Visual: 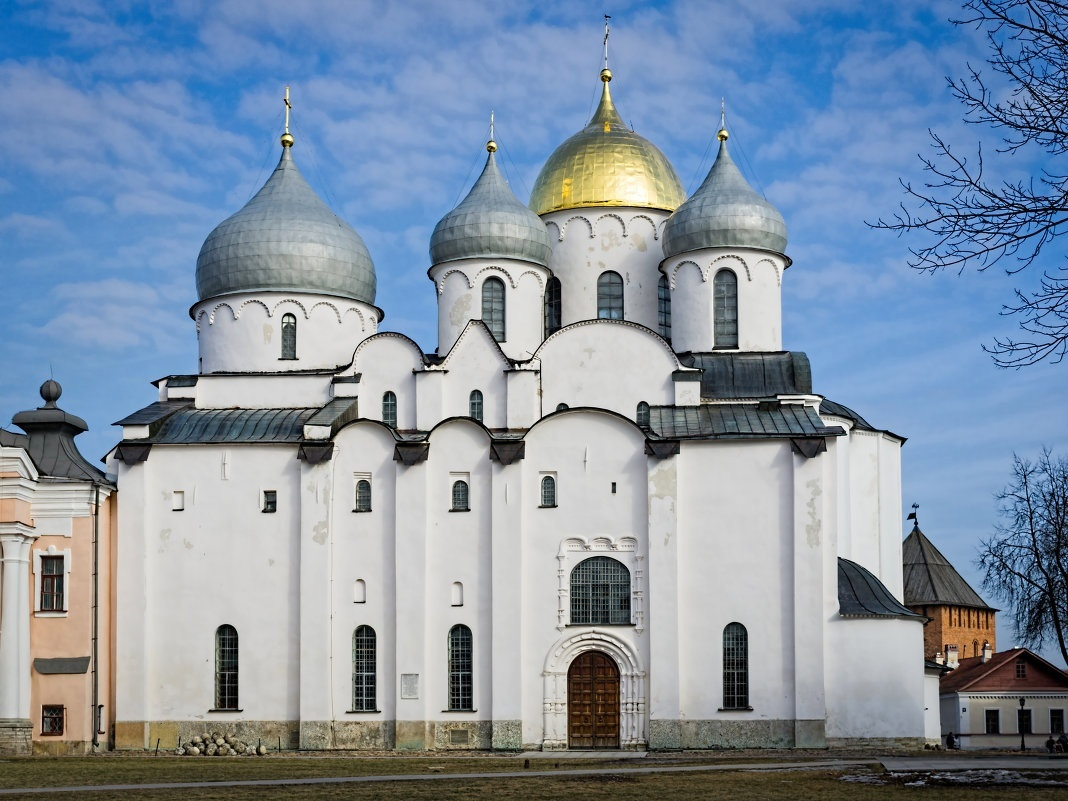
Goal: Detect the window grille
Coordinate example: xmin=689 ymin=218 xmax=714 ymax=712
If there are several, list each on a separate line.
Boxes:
xmin=354 ymin=480 xmax=372 ymax=512
xmin=281 ymin=313 xmax=297 ymax=359
xmin=570 ymin=556 xmax=630 ymax=625
xmin=544 ymin=277 xmax=562 ymax=336
xmin=597 ymin=271 xmax=624 ymax=320
xmin=215 ymin=625 xmax=239 ymax=710
xmin=482 ymin=277 xmax=506 ymax=341
xmin=448 ymin=625 xmax=473 ymax=710
xmin=382 ymin=391 xmax=397 ymax=428
xmin=40 ymin=555 xmax=64 ymax=611
xmin=451 ymin=480 xmax=470 ymax=511
xmin=469 ymin=390 xmax=483 ymax=422
xmin=657 ymin=274 xmax=671 ymax=339
xmin=713 ymin=270 xmax=738 ymax=347
xmin=352 ymin=626 xmax=376 ymax=712
xmin=540 ymin=475 xmax=556 ymax=507
xmin=722 ymin=622 xmax=749 ymax=709
xmin=41 ymin=705 xmax=64 ymax=735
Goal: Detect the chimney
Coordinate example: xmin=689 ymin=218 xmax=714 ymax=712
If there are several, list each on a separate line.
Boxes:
xmin=934 ymin=651 xmax=944 ymax=665
xmin=981 ymin=641 xmax=992 ymax=663
xmin=946 ymin=645 xmax=959 ymax=669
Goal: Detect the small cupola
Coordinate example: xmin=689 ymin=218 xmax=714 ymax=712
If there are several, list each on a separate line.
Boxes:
xmin=662 ymin=125 xmax=787 ymax=259
xmin=430 ymin=138 xmax=551 ymax=268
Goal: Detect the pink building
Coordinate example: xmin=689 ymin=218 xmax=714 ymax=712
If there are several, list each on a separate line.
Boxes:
xmin=0 ymin=381 xmax=115 ymax=754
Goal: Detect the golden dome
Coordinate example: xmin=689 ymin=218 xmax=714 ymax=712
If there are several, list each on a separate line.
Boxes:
xmin=529 ymin=71 xmax=685 ymax=215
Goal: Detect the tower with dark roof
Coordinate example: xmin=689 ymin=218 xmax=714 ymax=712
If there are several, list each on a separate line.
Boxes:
xmin=903 ymin=523 xmax=997 ymax=663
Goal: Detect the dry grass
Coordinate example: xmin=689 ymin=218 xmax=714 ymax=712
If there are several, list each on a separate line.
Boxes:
xmin=1 ymin=755 xmax=1067 ymax=801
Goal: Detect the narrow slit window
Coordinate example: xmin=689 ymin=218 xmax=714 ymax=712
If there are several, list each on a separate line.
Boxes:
xmin=657 ymin=274 xmax=671 ymax=340
xmin=262 ymin=490 xmax=277 ymax=513
xmin=636 ymin=401 xmax=650 ymax=427
xmin=281 ymin=313 xmax=297 ymax=359
xmin=482 ymin=277 xmax=506 ymax=341
xmin=354 ymin=479 xmax=372 ymax=512
xmin=544 ymin=276 xmax=562 ymax=336
xmin=214 ymin=625 xmax=239 ymax=710
xmin=722 ymin=622 xmax=749 ymax=709
xmin=713 ymin=269 xmax=738 ymax=348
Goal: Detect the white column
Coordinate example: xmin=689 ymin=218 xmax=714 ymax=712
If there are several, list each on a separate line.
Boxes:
xmin=0 ymin=528 xmax=37 ymax=720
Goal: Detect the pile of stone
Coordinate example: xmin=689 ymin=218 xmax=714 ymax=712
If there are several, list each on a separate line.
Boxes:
xmin=175 ymin=731 xmax=268 ymax=756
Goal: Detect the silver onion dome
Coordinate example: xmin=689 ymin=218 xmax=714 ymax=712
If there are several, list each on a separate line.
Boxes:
xmin=662 ymin=131 xmax=787 ymax=259
xmin=430 ymin=142 xmax=551 ymax=268
xmin=196 ymin=144 xmax=376 ymax=304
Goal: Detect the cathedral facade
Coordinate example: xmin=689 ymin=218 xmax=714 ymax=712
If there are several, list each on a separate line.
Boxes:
xmin=110 ymin=69 xmax=927 ymax=751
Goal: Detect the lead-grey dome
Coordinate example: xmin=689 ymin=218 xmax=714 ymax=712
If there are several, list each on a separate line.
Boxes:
xmin=662 ymin=135 xmax=787 ymax=259
xmin=196 ymin=145 xmax=376 ymax=303
xmin=430 ymin=145 xmax=551 ymax=268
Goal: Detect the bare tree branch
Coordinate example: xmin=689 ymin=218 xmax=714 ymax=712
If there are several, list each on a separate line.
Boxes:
xmin=870 ymin=1 xmax=1068 ymax=366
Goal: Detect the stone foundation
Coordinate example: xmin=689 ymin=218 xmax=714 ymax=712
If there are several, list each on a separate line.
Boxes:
xmin=115 ymin=721 xmax=299 ymax=751
xmin=0 ymin=719 xmax=32 ymax=755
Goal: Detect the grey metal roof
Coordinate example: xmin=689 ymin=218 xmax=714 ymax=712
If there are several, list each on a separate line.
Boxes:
xmin=838 ymin=557 xmax=925 ymax=619
xmin=8 ymin=381 xmax=107 ymax=483
xmin=113 ymin=400 xmax=193 ymax=428
xmin=135 ymin=407 xmax=318 ymax=445
xmin=677 ymin=351 xmax=813 ymax=399
xmin=662 ymin=137 xmax=787 ymax=259
xmin=818 ymin=398 xmax=877 ymax=432
xmin=196 ymin=146 xmax=376 ymax=304
xmin=305 ymin=398 xmax=361 ymax=437
xmin=430 ymin=148 xmax=551 ymax=267
xmin=902 ymin=525 xmax=994 ymax=609
xmin=648 ymin=402 xmax=842 ymax=440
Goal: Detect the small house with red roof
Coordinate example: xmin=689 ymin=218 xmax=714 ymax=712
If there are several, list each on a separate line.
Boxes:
xmin=941 ymin=647 xmax=1068 ymax=749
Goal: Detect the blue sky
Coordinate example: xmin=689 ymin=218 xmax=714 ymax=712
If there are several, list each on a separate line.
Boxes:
xmin=3 ymin=1 xmax=1066 ymax=660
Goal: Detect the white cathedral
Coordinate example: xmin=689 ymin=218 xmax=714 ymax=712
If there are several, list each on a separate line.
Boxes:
xmin=109 ymin=68 xmax=927 ymax=752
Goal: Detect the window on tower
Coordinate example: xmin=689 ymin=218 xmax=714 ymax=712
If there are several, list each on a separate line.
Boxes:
xmin=482 ymin=277 xmax=506 ymax=341
xmin=657 ymin=274 xmax=671 ymax=340
xmin=469 ymin=390 xmax=483 ymax=422
xmin=544 ymin=277 xmax=562 ymax=336
xmin=281 ymin=313 xmax=297 ymax=359
xmin=597 ymin=271 xmax=624 ymax=320
xmin=382 ymin=391 xmax=397 ymax=428
xmin=713 ymin=269 xmax=738 ymax=348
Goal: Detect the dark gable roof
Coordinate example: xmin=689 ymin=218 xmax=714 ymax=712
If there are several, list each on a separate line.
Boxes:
xmin=941 ymin=647 xmax=1068 ymax=693
xmin=9 ymin=405 xmax=107 ymax=484
xmin=902 ymin=525 xmax=994 ymax=610
xmin=838 ymin=558 xmax=925 ymax=620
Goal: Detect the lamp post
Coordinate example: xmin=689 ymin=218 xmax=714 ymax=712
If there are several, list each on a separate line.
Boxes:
xmin=1020 ymin=697 xmax=1027 ymax=752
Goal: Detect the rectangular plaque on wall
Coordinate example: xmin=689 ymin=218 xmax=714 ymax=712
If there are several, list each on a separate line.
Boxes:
xmin=401 ymin=673 xmax=419 ymax=699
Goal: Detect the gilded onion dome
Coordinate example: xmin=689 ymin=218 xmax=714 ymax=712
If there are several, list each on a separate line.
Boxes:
xmin=430 ymin=140 xmax=551 ymax=267
xmin=529 ymin=69 xmax=685 ymax=215
xmin=196 ymin=140 xmax=376 ymax=304
xmin=662 ymin=128 xmax=787 ymax=259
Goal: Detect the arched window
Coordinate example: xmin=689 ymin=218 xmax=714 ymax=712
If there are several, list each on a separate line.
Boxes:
xmin=281 ymin=313 xmax=297 ymax=359
xmin=451 ymin=480 xmax=469 ymax=512
xmin=352 ymin=626 xmax=376 ymax=712
xmin=540 ymin=475 xmax=556 ymax=507
xmin=482 ymin=277 xmax=506 ymax=341
xmin=354 ymin=479 xmax=371 ymax=512
xmin=636 ymin=401 xmax=650 ymax=427
xmin=214 ymin=624 xmax=239 ymax=710
xmin=713 ymin=270 xmax=738 ymax=348
xmin=570 ymin=556 xmax=631 ymax=625
xmin=722 ymin=622 xmax=749 ymax=709
xmin=382 ymin=391 xmax=397 ymax=428
xmin=544 ymin=276 xmax=562 ymax=336
xmin=657 ymin=275 xmax=671 ymax=340
xmin=469 ymin=390 xmax=483 ymax=422
xmin=451 ymin=581 xmax=464 ymax=606
xmin=448 ymin=624 xmax=473 ymax=711
xmin=353 ymin=578 xmax=366 ymax=603
xmin=597 ymin=271 xmax=624 ymax=320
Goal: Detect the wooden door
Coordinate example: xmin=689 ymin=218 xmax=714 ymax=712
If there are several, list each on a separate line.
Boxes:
xmin=568 ymin=651 xmax=620 ymax=749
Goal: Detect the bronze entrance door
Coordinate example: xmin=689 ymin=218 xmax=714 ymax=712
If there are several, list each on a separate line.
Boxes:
xmin=567 ymin=651 xmax=620 ymax=749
